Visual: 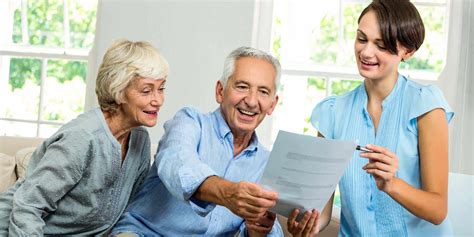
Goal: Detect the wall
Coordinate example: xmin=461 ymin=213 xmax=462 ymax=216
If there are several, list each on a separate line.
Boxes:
xmin=85 ymin=0 xmax=259 ymax=143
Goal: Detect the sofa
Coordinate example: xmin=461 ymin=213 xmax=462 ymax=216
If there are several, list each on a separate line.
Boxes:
xmin=0 ymin=135 xmax=346 ymax=236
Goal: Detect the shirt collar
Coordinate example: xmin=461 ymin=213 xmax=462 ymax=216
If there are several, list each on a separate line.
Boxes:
xmin=212 ymin=108 xmax=259 ymax=153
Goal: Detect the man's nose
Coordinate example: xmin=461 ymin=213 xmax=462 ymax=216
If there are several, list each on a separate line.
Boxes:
xmin=244 ymin=90 xmax=258 ymax=107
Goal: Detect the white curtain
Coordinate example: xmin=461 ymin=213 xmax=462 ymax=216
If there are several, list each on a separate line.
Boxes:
xmin=440 ymin=0 xmax=474 ymax=175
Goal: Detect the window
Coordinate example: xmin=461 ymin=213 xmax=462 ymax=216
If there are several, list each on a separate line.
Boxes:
xmin=270 ymin=0 xmax=450 ymax=207
xmin=0 ymin=0 xmax=97 ymax=137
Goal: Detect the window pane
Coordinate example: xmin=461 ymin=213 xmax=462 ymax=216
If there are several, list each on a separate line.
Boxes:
xmin=330 ymin=78 xmax=362 ymax=96
xmin=272 ymin=75 xmax=326 ymax=138
xmin=273 ymin=0 xmax=448 ymax=76
xmin=401 ymin=5 xmax=447 ymax=73
xmin=39 ymin=124 xmax=61 ymax=138
xmin=1 ymin=58 xmax=41 ymax=120
xmin=0 ymin=120 xmax=37 ymax=137
xmin=42 ymin=59 xmax=86 ymax=122
xmin=341 ymin=3 xmax=366 ymax=67
xmin=12 ymin=4 xmax=22 ymax=43
xmin=27 ymin=0 xmax=64 ymax=47
xmin=69 ymin=0 xmax=98 ymax=49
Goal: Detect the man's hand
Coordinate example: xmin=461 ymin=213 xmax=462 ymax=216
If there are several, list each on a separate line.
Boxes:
xmin=287 ymin=209 xmax=319 ymax=237
xmin=222 ymin=181 xmax=278 ymax=222
xmin=194 ymin=176 xmax=278 ymax=222
xmin=245 ymin=211 xmax=277 ymax=237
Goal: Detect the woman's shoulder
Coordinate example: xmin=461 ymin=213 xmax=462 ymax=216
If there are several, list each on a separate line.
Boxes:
xmin=405 ymin=79 xmax=445 ymax=100
xmin=404 ymin=79 xmax=454 ymax=124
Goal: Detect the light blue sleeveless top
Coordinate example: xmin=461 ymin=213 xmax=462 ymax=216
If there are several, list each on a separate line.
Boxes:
xmin=311 ymin=75 xmax=454 ymax=236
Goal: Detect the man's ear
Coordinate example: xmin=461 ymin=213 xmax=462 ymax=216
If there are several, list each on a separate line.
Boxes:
xmin=266 ymin=95 xmax=279 ymax=116
xmin=215 ymin=80 xmax=224 ymax=104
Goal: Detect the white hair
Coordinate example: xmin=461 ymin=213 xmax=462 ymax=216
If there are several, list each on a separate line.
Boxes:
xmin=220 ymin=47 xmax=281 ymax=91
xmin=95 ymin=39 xmax=169 ymax=113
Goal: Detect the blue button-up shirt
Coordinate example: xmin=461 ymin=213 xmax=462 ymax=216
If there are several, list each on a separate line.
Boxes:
xmin=112 ymin=107 xmax=282 ymax=236
xmin=311 ymin=75 xmax=454 ymax=237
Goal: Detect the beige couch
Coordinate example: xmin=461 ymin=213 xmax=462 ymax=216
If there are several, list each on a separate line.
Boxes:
xmin=0 ymin=136 xmax=340 ymax=236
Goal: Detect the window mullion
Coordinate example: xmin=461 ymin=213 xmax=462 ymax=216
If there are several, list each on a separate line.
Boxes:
xmin=21 ymin=0 xmax=28 ymax=44
xmin=338 ymin=0 xmax=344 ymax=65
xmin=326 ymin=77 xmax=332 ymax=97
xmin=63 ymin=0 xmax=71 ymax=48
xmin=37 ymin=58 xmax=48 ymax=136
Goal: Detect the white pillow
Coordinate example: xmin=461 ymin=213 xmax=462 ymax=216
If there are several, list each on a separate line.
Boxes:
xmin=15 ymin=147 xmax=36 ymax=179
xmin=0 ymin=153 xmax=17 ymax=193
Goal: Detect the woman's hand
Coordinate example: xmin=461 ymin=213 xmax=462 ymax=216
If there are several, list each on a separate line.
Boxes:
xmin=287 ymin=209 xmax=319 ymax=237
xmin=245 ymin=211 xmax=277 ymax=237
xmin=360 ymin=144 xmax=399 ymax=193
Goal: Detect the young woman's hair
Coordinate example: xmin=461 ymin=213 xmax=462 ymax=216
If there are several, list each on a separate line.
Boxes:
xmin=358 ymin=0 xmax=425 ymax=55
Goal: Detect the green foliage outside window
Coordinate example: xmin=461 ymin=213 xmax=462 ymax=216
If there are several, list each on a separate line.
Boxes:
xmin=9 ymin=0 xmax=96 ymax=90
xmin=4 ymin=0 xmax=96 ymax=132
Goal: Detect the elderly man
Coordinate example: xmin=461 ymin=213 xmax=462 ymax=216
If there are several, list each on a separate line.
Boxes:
xmin=111 ymin=47 xmax=283 ymax=236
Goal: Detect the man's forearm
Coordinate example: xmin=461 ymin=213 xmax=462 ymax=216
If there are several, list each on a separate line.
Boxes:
xmin=193 ymin=175 xmax=234 ymax=206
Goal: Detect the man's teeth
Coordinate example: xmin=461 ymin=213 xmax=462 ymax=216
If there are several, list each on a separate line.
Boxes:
xmin=239 ymin=109 xmax=256 ymax=116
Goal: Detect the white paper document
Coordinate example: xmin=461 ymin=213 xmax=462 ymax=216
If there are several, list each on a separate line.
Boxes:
xmin=260 ymin=130 xmax=357 ymax=218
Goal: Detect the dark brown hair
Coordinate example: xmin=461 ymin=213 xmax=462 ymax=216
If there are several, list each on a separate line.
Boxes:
xmin=358 ymin=0 xmax=425 ymax=55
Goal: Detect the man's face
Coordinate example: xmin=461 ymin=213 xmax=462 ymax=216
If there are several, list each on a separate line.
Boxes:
xmin=216 ymin=57 xmax=279 ymax=137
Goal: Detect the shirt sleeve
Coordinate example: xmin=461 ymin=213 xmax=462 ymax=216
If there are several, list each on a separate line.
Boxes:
xmin=310 ymin=96 xmax=337 ymax=139
xmin=155 ymin=107 xmax=218 ymax=216
xmin=9 ymin=131 xmax=90 ymax=236
xmin=407 ymin=85 xmax=454 ymax=134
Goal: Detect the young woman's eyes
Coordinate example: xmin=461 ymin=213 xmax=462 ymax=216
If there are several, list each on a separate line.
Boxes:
xmin=357 ymin=37 xmax=367 ymax=43
xmin=377 ymin=44 xmax=387 ymax=50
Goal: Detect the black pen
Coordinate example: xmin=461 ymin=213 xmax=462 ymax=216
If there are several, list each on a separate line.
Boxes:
xmin=356 ymin=145 xmax=374 ymax=153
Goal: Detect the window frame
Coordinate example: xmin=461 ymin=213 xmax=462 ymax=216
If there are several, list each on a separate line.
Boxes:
xmin=0 ymin=0 xmax=94 ymax=137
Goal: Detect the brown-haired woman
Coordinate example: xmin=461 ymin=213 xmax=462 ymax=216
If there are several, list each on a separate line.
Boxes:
xmin=288 ymin=0 xmax=454 ymax=236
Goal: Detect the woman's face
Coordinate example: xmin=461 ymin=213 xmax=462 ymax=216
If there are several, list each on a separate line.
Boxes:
xmin=355 ymin=10 xmax=407 ymax=81
xmin=120 ymin=77 xmax=166 ymax=128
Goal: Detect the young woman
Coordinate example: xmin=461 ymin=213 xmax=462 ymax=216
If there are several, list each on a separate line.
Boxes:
xmin=0 ymin=39 xmax=169 ymax=236
xmin=288 ymin=0 xmax=454 ymax=236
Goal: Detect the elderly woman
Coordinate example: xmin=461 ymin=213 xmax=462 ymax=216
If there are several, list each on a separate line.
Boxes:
xmin=0 ymin=39 xmax=169 ymax=236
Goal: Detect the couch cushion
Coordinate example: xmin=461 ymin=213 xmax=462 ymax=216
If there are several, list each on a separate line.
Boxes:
xmin=15 ymin=147 xmax=36 ymax=179
xmin=0 ymin=153 xmax=17 ymax=193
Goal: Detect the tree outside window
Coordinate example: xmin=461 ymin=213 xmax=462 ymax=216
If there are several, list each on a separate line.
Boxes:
xmin=0 ymin=0 xmax=97 ymax=137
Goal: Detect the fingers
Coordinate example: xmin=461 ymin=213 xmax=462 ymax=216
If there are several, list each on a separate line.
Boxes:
xmin=229 ymin=182 xmax=278 ymax=220
xmin=287 ymin=209 xmax=300 ymax=230
xmin=288 ymin=209 xmax=319 ymax=237
xmin=246 ymin=222 xmax=273 ymax=234
xmin=364 ymin=168 xmax=394 ymax=181
xmin=363 ymin=161 xmax=392 ymax=173
xmin=245 ymin=211 xmax=277 ymax=234
xmin=302 ymin=211 xmax=318 ymax=236
xmin=365 ymin=144 xmax=396 ymax=158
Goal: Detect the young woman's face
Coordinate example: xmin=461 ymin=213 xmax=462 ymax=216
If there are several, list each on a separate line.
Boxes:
xmin=355 ymin=10 xmax=408 ymax=81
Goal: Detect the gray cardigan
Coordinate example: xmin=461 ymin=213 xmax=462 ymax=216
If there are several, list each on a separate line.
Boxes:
xmin=0 ymin=108 xmax=151 ymax=236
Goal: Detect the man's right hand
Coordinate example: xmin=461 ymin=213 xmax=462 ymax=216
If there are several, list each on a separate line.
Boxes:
xmin=194 ymin=176 xmax=278 ymax=221
xmin=222 ymin=181 xmax=278 ymax=221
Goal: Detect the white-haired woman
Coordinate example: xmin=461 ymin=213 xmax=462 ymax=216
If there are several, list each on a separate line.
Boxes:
xmin=0 ymin=39 xmax=169 ymax=236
